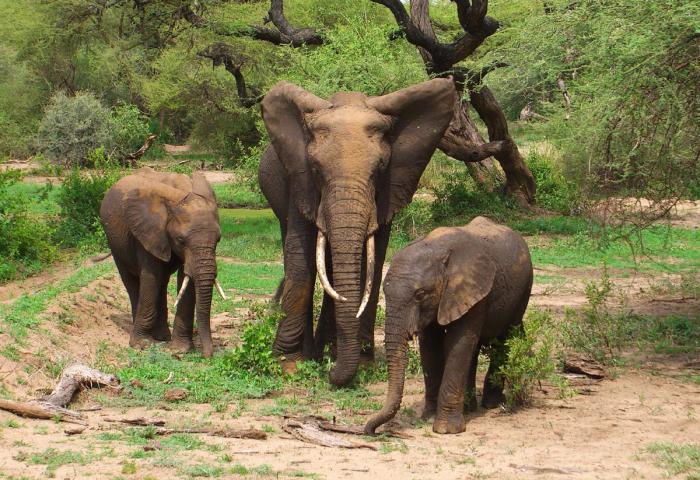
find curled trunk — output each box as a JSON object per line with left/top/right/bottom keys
{"left": 365, "top": 318, "right": 409, "bottom": 434}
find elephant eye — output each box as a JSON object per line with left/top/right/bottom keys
{"left": 415, "top": 288, "right": 428, "bottom": 302}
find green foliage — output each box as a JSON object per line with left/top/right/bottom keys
{"left": 496, "top": 309, "right": 565, "bottom": 408}
{"left": 563, "top": 267, "right": 630, "bottom": 364}
{"left": 36, "top": 91, "right": 114, "bottom": 167}
{"left": 0, "top": 170, "right": 56, "bottom": 281}
{"left": 644, "top": 443, "right": 700, "bottom": 480}
{"left": 110, "top": 104, "right": 151, "bottom": 160}
{"left": 218, "top": 305, "right": 282, "bottom": 377}
{"left": 564, "top": 266, "right": 700, "bottom": 362}
{"left": 490, "top": 0, "right": 700, "bottom": 202}
{"left": 54, "top": 166, "right": 121, "bottom": 249}
{"left": 526, "top": 151, "right": 578, "bottom": 213}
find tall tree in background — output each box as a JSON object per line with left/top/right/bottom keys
{"left": 373, "top": 0, "right": 535, "bottom": 205}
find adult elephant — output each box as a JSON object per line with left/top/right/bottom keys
{"left": 258, "top": 78, "right": 456, "bottom": 386}
{"left": 100, "top": 167, "right": 224, "bottom": 357}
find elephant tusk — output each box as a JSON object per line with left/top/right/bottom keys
{"left": 356, "top": 235, "right": 375, "bottom": 318}
{"left": 173, "top": 276, "right": 190, "bottom": 309}
{"left": 214, "top": 278, "right": 228, "bottom": 300}
{"left": 316, "top": 231, "right": 347, "bottom": 302}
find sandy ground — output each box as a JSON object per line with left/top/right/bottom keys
{"left": 0, "top": 259, "right": 698, "bottom": 479}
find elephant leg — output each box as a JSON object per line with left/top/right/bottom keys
{"left": 114, "top": 258, "right": 139, "bottom": 322}
{"left": 151, "top": 277, "right": 171, "bottom": 341}
{"left": 314, "top": 293, "right": 336, "bottom": 360}
{"left": 358, "top": 223, "right": 391, "bottom": 363}
{"left": 171, "top": 269, "right": 195, "bottom": 353}
{"left": 465, "top": 344, "right": 480, "bottom": 413}
{"left": 130, "top": 254, "right": 167, "bottom": 349}
{"left": 419, "top": 322, "right": 445, "bottom": 420}
{"left": 273, "top": 209, "right": 316, "bottom": 372}
{"left": 434, "top": 304, "right": 485, "bottom": 434}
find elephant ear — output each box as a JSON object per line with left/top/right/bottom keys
{"left": 192, "top": 171, "right": 216, "bottom": 202}
{"left": 125, "top": 183, "right": 188, "bottom": 262}
{"left": 368, "top": 78, "right": 456, "bottom": 224}
{"left": 261, "top": 81, "right": 332, "bottom": 221}
{"left": 437, "top": 248, "right": 496, "bottom": 326}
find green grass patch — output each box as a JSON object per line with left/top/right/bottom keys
{"left": 14, "top": 448, "right": 102, "bottom": 478}
{"left": 217, "top": 208, "right": 281, "bottom": 262}
{"left": 0, "top": 261, "right": 113, "bottom": 340}
{"left": 7, "top": 181, "right": 61, "bottom": 216}
{"left": 529, "top": 226, "right": 700, "bottom": 272}
{"left": 644, "top": 442, "right": 700, "bottom": 480}
{"left": 213, "top": 183, "right": 267, "bottom": 209}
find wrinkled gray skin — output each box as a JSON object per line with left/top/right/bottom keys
{"left": 100, "top": 167, "right": 221, "bottom": 357}
{"left": 365, "top": 217, "right": 533, "bottom": 434}
{"left": 258, "top": 78, "right": 456, "bottom": 386}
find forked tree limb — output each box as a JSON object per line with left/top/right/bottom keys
{"left": 0, "top": 364, "right": 120, "bottom": 424}
{"left": 124, "top": 134, "right": 157, "bottom": 166}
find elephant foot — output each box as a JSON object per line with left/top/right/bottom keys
{"left": 169, "top": 337, "right": 194, "bottom": 355}
{"left": 151, "top": 325, "right": 172, "bottom": 342}
{"left": 482, "top": 389, "right": 505, "bottom": 409}
{"left": 421, "top": 399, "right": 437, "bottom": 420}
{"left": 129, "top": 333, "right": 156, "bottom": 350}
{"left": 433, "top": 412, "right": 466, "bottom": 434}
{"left": 279, "top": 352, "right": 303, "bottom": 375}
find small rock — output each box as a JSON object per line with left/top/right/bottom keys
{"left": 64, "top": 426, "right": 86, "bottom": 436}
{"left": 164, "top": 388, "right": 188, "bottom": 401}
{"left": 129, "top": 379, "right": 144, "bottom": 388}
{"left": 144, "top": 441, "right": 162, "bottom": 451}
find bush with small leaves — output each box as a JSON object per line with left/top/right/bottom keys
{"left": 37, "top": 91, "right": 113, "bottom": 167}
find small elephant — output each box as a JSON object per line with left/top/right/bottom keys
{"left": 100, "top": 167, "right": 224, "bottom": 357}
{"left": 365, "top": 216, "right": 533, "bottom": 435}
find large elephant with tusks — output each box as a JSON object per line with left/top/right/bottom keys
{"left": 258, "top": 78, "right": 456, "bottom": 386}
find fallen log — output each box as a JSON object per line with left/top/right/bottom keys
{"left": 103, "top": 417, "right": 266, "bottom": 440}
{"left": 0, "top": 363, "right": 120, "bottom": 424}
{"left": 282, "top": 417, "right": 377, "bottom": 450}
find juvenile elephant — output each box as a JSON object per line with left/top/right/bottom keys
{"left": 100, "top": 167, "right": 224, "bottom": 357}
{"left": 258, "top": 78, "right": 456, "bottom": 386}
{"left": 365, "top": 217, "right": 533, "bottom": 435}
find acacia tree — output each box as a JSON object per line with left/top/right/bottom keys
{"left": 372, "top": 0, "right": 535, "bottom": 205}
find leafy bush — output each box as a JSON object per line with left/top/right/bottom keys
{"left": 217, "top": 305, "right": 282, "bottom": 377}
{"left": 55, "top": 165, "right": 121, "bottom": 249}
{"left": 110, "top": 104, "right": 151, "bottom": 160}
{"left": 495, "top": 308, "right": 566, "bottom": 408}
{"left": 431, "top": 170, "right": 519, "bottom": 225}
{"left": 526, "top": 151, "right": 578, "bottom": 213}
{"left": 392, "top": 199, "right": 433, "bottom": 241}
{"left": 0, "top": 170, "right": 56, "bottom": 281}
{"left": 37, "top": 91, "right": 113, "bottom": 167}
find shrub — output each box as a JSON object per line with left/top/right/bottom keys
{"left": 110, "top": 104, "right": 151, "bottom": 160}
{"left": 563, "top": 266, "right": 632, "bottom": 364}
{"left": 55, "top": 164, "right": 121, "bottom": 249}
{"left": 495, "top": 308, "right": 566, "bottom": 408}
{"left": 217, "top": 305, "right": 282, "bottom": 377}
{"left": 0, "top": 170, "right": 56, "bottom": 281}
{"left": 431, "top": 170, "right": 518, "bottom": 225}
{"left": 526, "top": 151, "right": 578, "bottom": 213}
{"left": 37, "top": 91, "right": 113, "bottom": 167}
{"left": 392, "top": 199, "right": 433, "bottom": 241}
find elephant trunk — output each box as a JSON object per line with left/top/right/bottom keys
{"left": 365, "top": 314, "right": 409, "bottom": 434}
{"left": 324, "top": 182, "right": 373, "bottom": 386}
{"left": 194, "top": 248, "right": 217, "bottom": 358}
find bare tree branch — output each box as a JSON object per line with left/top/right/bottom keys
{"left": 198, "top": 43, "right": 262, "bottom": 108}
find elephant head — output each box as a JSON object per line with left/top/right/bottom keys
{"left": 124, "top": 169, "right": 221, "bottom": 357}
{"left": 262, "top": 78, "right": 456, "bottom": 385}
{"left": 365, "top": 228, "right": 496, "bottom": 433}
